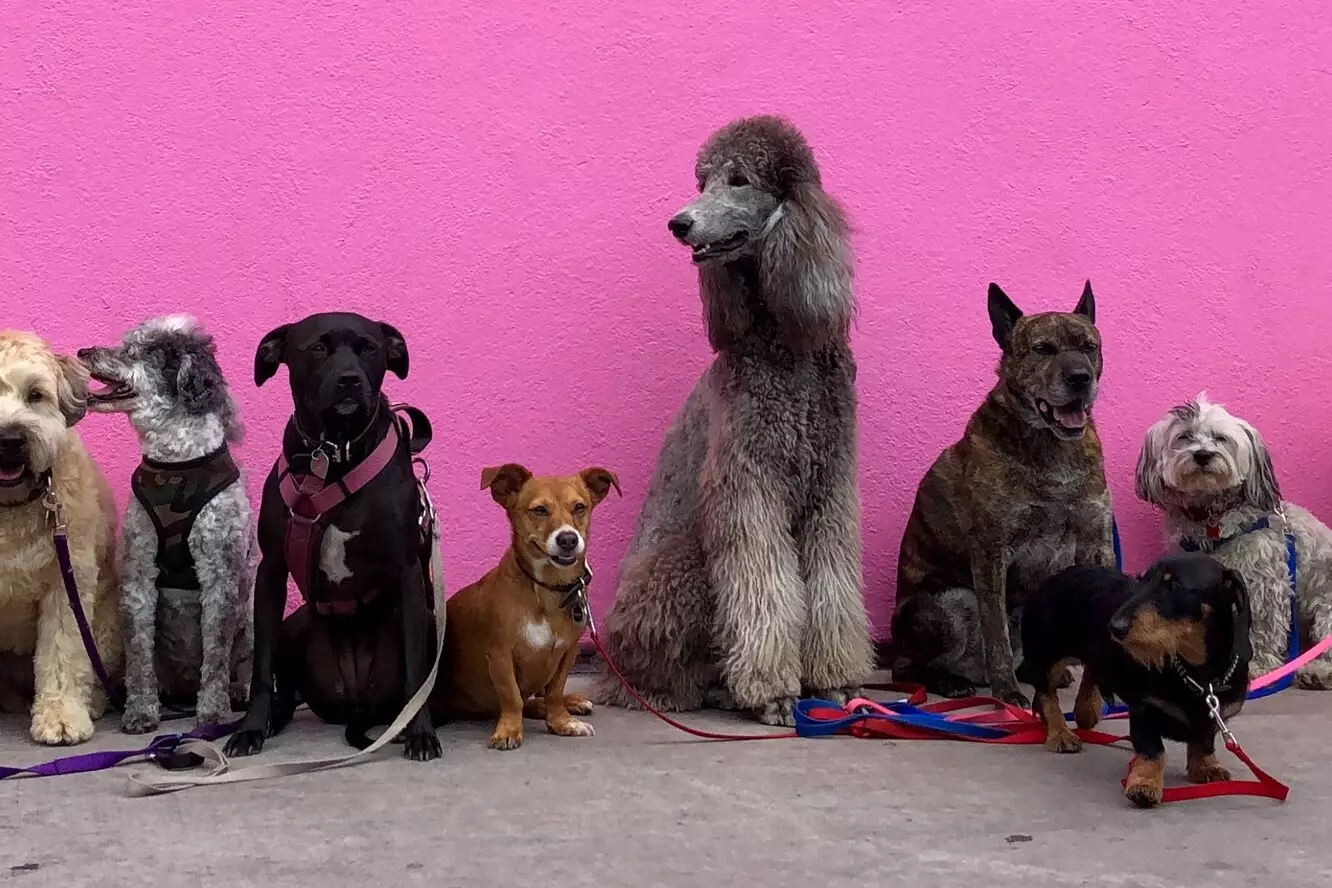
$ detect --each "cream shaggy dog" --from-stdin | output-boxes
[1136,393,1332,689]
[0,331,122,744]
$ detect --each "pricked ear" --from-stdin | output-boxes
[254,324,288,387]
[54,354,90,427]
[987,283,1022,352]
[1074,279,1096,323]
[381,322,409,379]
[580,467,622,506]
[480,463,532,507]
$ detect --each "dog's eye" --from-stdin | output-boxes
[306,342,327,356]
[1213,434,1229,445]
[1177,432,1194,444]
[530,505,549,518]
[358,342,378,356]
[26,390,43,404]
[1033,343,1058,356]
[573,503,587,514]
[1082,342,1099,353]
[728,173,749,188]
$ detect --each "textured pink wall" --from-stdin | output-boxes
[3,2,1330,632]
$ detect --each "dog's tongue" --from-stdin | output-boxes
[0,466,24,482]
[1054,403,1088,429]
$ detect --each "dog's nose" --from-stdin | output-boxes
[336,372,362,390]
[1063,369,1092,390]
[0,432,27,455]
[1194,450,1217,466]
[555,530,579,552]
[76,347,93,361]
[1109,615,1131,640]
[667,214,694,239]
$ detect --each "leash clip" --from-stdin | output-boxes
[1203,687,1236,745]
[40,485,66,533]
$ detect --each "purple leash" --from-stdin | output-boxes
[51,521,122,708]
[0,721,235,780]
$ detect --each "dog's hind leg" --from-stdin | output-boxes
[702,465,805,727]
[119,500,162,734]
[591,532,714,712]
[797,465,873,704]
[1297,560,1332,689]
[190,492,251,725]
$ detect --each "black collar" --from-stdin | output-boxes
[1171,650,1241,698]
[288,398,386,476]
[514,557,592,620]
[0,470,51,508]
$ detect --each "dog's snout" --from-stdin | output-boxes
[336,371,363,390]
[1193,450,1217,467]
[555,530,579,552]
[1063,369,1092,390]
[1109,615,1131,640]
[76,347,94,362]
[667,214,694,240]
[0,431,27,455]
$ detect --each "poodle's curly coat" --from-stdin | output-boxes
[592,117,874,725]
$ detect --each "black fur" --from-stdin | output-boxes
[225,312,440,761]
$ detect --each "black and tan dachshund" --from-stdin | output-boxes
[1018,552,1252,808]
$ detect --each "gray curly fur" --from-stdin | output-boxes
[81,316,254,733]
[592,117,874,726]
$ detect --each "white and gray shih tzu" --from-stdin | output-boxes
[1136,393,1332,688]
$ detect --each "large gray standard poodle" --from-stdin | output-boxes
[592,116,874,726]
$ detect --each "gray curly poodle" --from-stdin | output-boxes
[592,116,874,726]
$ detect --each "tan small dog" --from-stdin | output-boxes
[433,463,620,750]
[0,331,121,745]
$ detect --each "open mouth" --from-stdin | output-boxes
[332,397,362,417]
[1036,398,1090,436]
[87,373,136,405]
[550,553,579,567]
[0,462,29,487]
[690,232,749,263]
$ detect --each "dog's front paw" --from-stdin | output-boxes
[1124,757,1165,809]
[195,687,231,726]
[224,728,267,757]
[31,698,94,746]
[756,697,797,727]
[808,686,863,706]
[994,686,1030,709]
[563,693,595,716]
[404,731,442,761]
[548,716,596,738]
[488,724,523,751]
[1296,662,1332,690]
[1044,729,1083,754]
[1187,753,1232,784]
[929,674,976,699]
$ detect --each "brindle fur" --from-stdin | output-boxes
[890,282,1113,706]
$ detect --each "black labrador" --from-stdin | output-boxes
[225,312,442,761]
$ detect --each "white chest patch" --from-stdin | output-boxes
[523,619,557,649]
[320,526,358,584]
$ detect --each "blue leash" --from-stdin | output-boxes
[1068,517,1298,720]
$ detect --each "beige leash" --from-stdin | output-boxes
[125,528,447,797]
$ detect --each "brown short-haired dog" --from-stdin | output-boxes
[432,464,620,750]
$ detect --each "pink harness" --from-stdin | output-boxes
[276,404,432,615]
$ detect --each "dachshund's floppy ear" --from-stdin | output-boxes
[254,325,289,387]
[54,354,90,427]
[758,182,854,351]
[1221,568,1249,615]
[1073,279,1096,324]
[987,283,1022,352]
[481,463,532,507]
[580,467,622,506]
[380,322,409,379]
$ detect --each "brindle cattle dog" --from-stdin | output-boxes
[890,281,1114,707]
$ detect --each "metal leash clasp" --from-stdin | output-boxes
[1204,686,1236,745]
[40,485,66,534]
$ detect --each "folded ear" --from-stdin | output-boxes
[1073,279,1095,323]
[987,283,1022,352]
[380,322,409,379]
[54,354,90,427]
[480,463,531,507]
[1222,568,1249,615]
[254,325,289,387]
[580,467,622,506]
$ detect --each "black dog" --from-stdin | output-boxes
[1017,552,1251,808]
[225,312,442,761]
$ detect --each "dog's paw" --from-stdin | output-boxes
[548,717,596,738]
[1044,729,1083,754]
[995,687,1031,709]
[929,675,977,699]
[404,731,442,762]
[564,694,595,716]
[224,728,266,757]
[195,687,231,726]
[488,726,524,751]
[808,686,863,706]
[30,698,95,746]
[1124,757,1165,809]
[1052,666,1075,689]
[1187,754,1232,784]
[757,697,797,727]
[1124,781,1163,809]
[1296,662,1332,690]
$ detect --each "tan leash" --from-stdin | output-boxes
[124,527,446,797]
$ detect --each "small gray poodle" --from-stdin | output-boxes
[80,316,254,732]
[592,116,874,726]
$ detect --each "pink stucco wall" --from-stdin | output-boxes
[3,2,1330,632]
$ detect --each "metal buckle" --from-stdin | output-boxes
[1204,688,1236,745]
[40,485,66,533]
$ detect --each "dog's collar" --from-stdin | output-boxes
[0,470,53,508]
[1172,652,1240,699]
[289,398,385,475]
[1180,515,1270,551]
[514,558,593,622]
[140,443,233,472]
